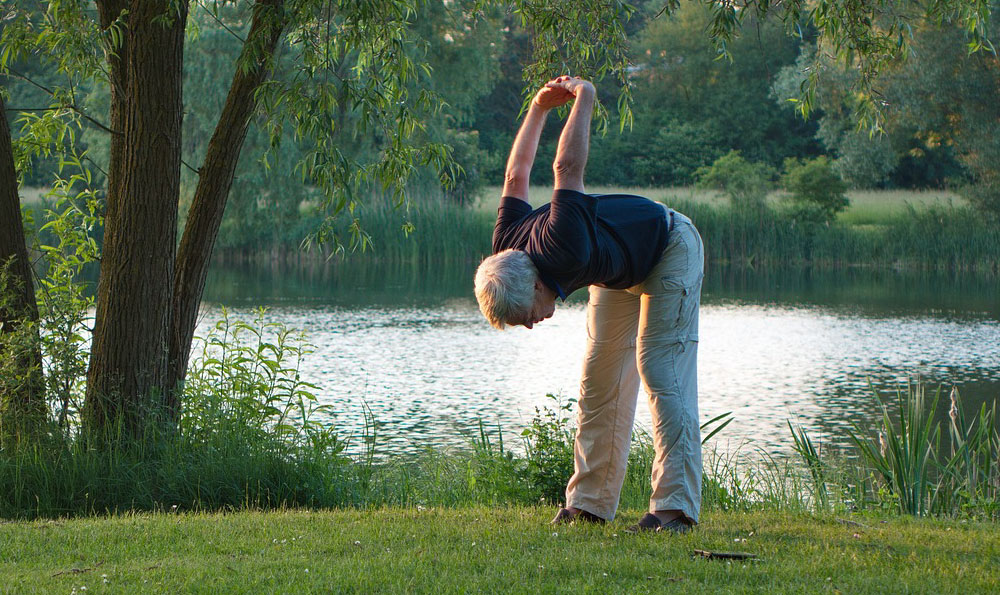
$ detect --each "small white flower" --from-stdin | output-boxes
[471,542,476,547]
[305,569,309,573]
[602,573,608,577]
[354,540,361,546]
[552,532,558,537]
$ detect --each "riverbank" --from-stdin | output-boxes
[22,185,998,271]
[3,507,997,593]
[215,187,998,272]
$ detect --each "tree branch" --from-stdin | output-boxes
[5,70,200,175]
[195,0,247,44]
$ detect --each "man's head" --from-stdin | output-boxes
[474,249,557,329]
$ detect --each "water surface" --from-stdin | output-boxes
[201,262,1000,457]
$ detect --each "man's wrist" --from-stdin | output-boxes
[574,84,596,100]
[529,100,552,113]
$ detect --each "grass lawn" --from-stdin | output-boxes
[2,507,997,593]
[478,185,965,226]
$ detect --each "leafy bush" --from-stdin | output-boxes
[695,150,774,213]
[781,156,850,224]
[520,394,577,505]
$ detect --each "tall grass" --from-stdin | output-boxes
[3,310,997,520]
[790,382,1000,519]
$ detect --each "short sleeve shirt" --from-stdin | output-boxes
[492,189,670,298]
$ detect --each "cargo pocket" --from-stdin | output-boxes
[659,274,701,338]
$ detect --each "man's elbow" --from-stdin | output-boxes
[553,160,585,189]
[503,167,528,186]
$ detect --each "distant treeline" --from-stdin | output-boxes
[8,1,999,252]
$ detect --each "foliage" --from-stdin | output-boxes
[788,381,999,519]
[695,151,775,213]
[34,150,101,433]
[520,394,576,504]
[939,387,1000,517]
[781,156,849,224]
[779,8,1000,222]
[182,308,339,454]
[709,0,996,132]
[0,309,349,518]
[0,261,43,437]
[788,421,831,510]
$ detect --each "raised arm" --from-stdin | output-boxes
[502,77,576,202]
[549,77,596,193]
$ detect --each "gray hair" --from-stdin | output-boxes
[474,249,537,329]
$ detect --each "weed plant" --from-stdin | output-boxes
[789,382,1000,519]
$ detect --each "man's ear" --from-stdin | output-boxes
[534,278,545,291]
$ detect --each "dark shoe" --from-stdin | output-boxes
[625,513,692,534]
[549,507,606,525]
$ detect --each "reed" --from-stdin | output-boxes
[3,309,997,521]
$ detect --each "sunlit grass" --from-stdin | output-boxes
[3,508,998,593]
[479,185,966,226]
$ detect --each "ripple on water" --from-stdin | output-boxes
[194,300,1000,458]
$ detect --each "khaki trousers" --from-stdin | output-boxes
[565,210,704,523]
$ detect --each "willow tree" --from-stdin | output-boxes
[0,90,44,435]
[0,0,993,437]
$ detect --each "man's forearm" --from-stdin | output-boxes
[552,86,595,192]
[502,103,549,200]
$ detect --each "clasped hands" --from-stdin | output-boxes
[533,75,595,110]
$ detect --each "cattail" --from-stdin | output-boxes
[949,387,960,428]
[879,431,888,459]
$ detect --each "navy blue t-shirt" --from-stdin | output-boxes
[492,189,670,298]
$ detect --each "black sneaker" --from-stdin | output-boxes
[549,507,606,525]
[625,513,692,534]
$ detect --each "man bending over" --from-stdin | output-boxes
[474,76,705,533]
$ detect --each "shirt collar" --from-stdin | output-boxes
[537,270,567,302]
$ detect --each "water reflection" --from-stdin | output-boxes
[201,262,1000,456]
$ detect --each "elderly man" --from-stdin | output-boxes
[474,76,704,533]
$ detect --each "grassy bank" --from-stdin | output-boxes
[3,508,998,593]
[21,186,999,270]
[227,187,997,271]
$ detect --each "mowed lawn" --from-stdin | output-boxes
[2,508,997,593]
[478,185,964,225]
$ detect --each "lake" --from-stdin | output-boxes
[201,261,1000,458]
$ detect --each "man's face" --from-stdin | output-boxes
[515,280,557,329]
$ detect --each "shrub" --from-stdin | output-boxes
[781,156,850,224]
[695,150,774,213]
[520,394,577,505]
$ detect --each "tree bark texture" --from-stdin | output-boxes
[84,0,189,435]
[166,0,287,417]
[0,92,45,424]
[95,0,130,230]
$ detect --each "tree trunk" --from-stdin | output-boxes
[0,91,45,430]
[95,0,130,230]
[166,0,287,417]
[84,0,189,436]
